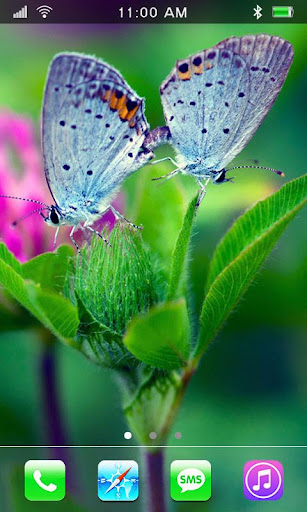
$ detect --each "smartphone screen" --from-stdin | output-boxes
[0,0,306,510]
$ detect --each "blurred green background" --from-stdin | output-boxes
[0,23,306,511]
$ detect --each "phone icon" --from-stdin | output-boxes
[33,469,57,492]
[25,460,65,501]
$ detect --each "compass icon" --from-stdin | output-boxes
[98,460,139,501]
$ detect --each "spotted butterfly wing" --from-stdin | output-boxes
[158,34,293,172]
[42,53,152,217]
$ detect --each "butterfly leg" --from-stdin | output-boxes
[150,156,178,167]
[152,168,181,182]
[69,226,80,252]
[53,226,60,249]
[109,205,142,230]
[84,225,111,247]
[196,178,210,210]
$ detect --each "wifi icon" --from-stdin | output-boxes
[37,5,53,18]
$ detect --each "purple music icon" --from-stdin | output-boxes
[243,460,284,500]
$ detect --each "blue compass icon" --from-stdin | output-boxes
[98,460,139,501]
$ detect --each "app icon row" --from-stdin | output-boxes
[24,459,284,502]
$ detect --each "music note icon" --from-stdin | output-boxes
[252,468,271,491]
[243,460,284,501]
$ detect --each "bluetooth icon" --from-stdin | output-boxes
[253,4,263,19]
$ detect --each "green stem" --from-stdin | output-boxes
[159,363,196,442]
[142,364,196,512]
[123,363,197,509]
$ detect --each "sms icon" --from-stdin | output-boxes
[170,460,211,501]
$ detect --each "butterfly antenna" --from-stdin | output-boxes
[0,195,49,207]
[225,165,285,177]
[11,207,50,227]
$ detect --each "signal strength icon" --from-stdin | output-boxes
[37,5,53,18]
[13,5,28,18]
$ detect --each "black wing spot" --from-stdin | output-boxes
[65,84,72,89]
[59,120,65,126]
[178,63,189,73]
[234,59,242,68]
[110,136,115,140]
[218,81,224,85]
[207,51,216,60]
[262,67,270,73]
[115,90,124,99]
[270,77,276,82]
[190,101,196,106]
[238,92,245,98]
[178,99,184,104]
[223,128,229,134]
[251,66,259,71]
[103,84,110,90]
[128,152,133,158]
[222,51,230,59]
[87,170,93,176]
[95,114,103,119]
[123,135,129,139]
[225,102,229,107]
[193,56,202,66]
[54,87,59,92]
[71,124,77,129]
[105,123,110,128]
[85,109,92,114]
[130,137,133,142]
[63,164,70,170]
[126,100,138,111]
[202,128,207,134]
[205,83,213,87]
[170,115,174,121]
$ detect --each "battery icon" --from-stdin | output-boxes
[272,6,294,18]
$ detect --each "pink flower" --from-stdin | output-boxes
[0,110,55,261]
[0,110,121,261]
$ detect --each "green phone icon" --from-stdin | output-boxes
[24,460,66,501]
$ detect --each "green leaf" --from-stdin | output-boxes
[195,174,307,359]
[31,286,79,340]
[124,371,181,446]
[75,293,136,369]
[0,243,22,273]
[167,194,198,301]
[0,245,79,345]
[124,298,190,369]
[22,245,74,292]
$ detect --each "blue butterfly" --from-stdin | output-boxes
[3,53,154,248]
[145,34,293,206]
